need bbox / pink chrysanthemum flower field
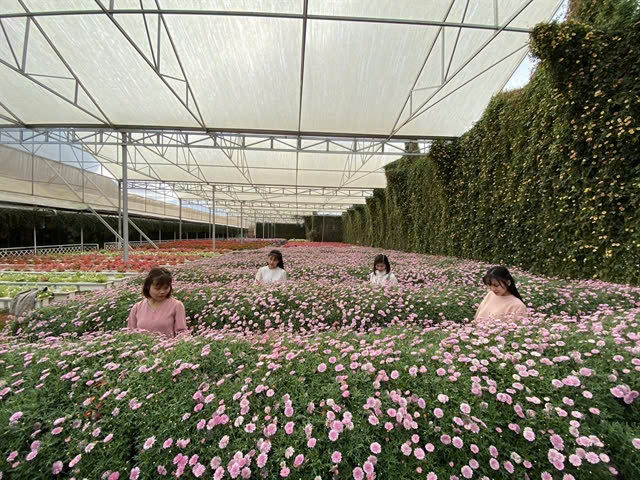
[1,246,639,479]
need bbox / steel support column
[179,198,183,240]
[212,185,216,251]
[122,132,129,263]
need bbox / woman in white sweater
[369,254,398,287]
[255,249,288,284]
[474,266,527,321]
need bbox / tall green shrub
[344,0,640,284]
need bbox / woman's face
[150,281,171,301]
[487,279,509,296]
[375,262,386,273]
[267,255,279,269]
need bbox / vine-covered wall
[344,0,640,284]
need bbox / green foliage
[344,4,640,284]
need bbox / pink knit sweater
[127,297,187,337]
[474,291,527,321]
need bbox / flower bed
[0,240,276,273]
[1,247,639,480]
[133,239,277,252]
[283,241,353,248]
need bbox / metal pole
[179,198,183,240]
[122,132,129,263]
[33,224,37,255]
[226,211,229,239]
[117,180,122,245]
[263,215,265,238]
[212,185,216,250]
[240,202,244,243]
[81,226,84,250]
[322,214,325,243]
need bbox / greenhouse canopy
[0,0,562,222]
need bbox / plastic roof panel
[308,1,457,22]
[165,15,302,131]
[301,20,438,135]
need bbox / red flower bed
[0,252,201,273]
[133,239,274,252]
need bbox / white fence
[0,243,99,258]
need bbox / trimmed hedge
[344,0,640,285]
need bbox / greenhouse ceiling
[0,0,563,220]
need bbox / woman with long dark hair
[369,254,398,287]
[474,266,527,321]
[255,249,288,284]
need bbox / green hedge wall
[304,215,344,242]
[344,0,640,284]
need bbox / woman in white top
[369,254,398,287]
[474,266,527,321]
[255,249,288,284]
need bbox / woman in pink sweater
[474,266,527,321]
[127,267,187,337]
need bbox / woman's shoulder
[132,298,147,309]
[169,297,184,307]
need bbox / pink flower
[632,438,640,449]
[452,437,463,449]
[460,403,471,414]
[163,438,173,448]
[129,467,140,480]
[280,466,290,477]
[192,463,206,477]
[414,448,425,460]
[353,466,364,480]
[317,363,327,373]
[434,408,444,418]
[293,454,304,468]
[69,454,82,468]
[52,460,63,475]
[461,465,473,479]
[143,436,155,450]
[370,442,381,454]
[401,443,412,456]
[332,451,342,463]
[550,434,564,450]
[26,450,38,461]
[307,437,317,448]
[9,411,23,424]
[108,473,120,480]
[285,421,294,435]
[329,430,339,441]
[368,415,379,426]
[257,452,268,468]
[218,435,229,449]
[427,473,438,480]
[523,428,535,441]
[363,461,374,474]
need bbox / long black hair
[268,249,284,270]
[373,254,391,274]
[482,266,524,302]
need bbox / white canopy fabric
[0,0,562,220]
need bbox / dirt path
[0,313,10,329]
